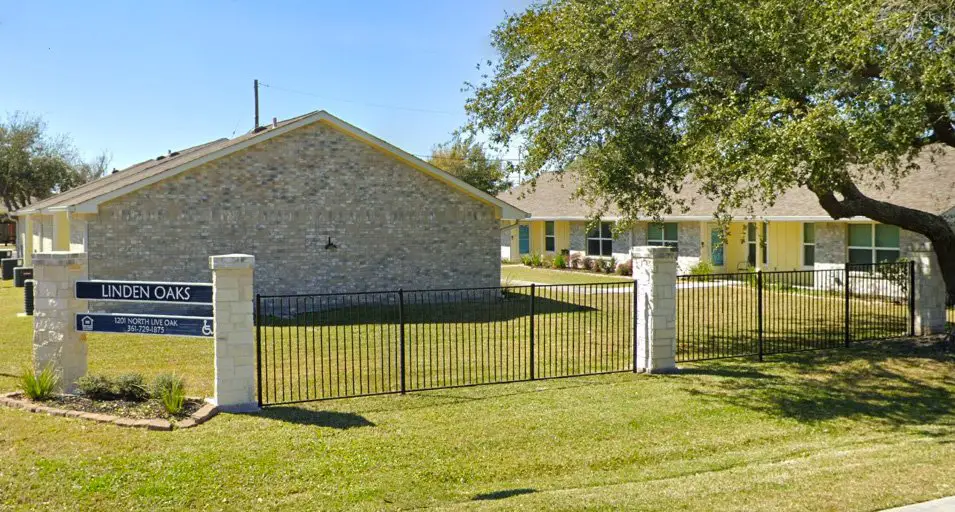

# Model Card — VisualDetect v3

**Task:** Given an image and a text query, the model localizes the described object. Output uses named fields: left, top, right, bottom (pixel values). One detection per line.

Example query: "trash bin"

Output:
left=24, top=279, right=35, bottom=316
left=1, top=258, right=20, bottom=280
left=13, top=266, right=33, bottom=287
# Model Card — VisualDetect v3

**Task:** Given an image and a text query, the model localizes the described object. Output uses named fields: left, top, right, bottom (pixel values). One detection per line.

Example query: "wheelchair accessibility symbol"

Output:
left=201, top=320, right=213, bottom=336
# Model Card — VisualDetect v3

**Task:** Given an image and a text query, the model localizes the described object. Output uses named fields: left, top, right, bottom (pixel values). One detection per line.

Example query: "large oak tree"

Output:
left=465, top=0, right=955, bottom=297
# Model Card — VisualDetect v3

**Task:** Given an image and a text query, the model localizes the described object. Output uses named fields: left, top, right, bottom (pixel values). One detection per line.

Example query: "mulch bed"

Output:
left=0, top=392, right=218, bottom=430
left=9, top=393, right=204, bottom=420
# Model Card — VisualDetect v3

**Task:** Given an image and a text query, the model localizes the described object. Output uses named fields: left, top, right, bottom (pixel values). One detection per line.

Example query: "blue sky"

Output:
left=1, top=1, right=530, bottom=169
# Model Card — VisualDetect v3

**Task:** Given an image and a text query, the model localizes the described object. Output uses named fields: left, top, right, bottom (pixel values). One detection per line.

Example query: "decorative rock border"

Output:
left=0, top=392, right=218, bottom=430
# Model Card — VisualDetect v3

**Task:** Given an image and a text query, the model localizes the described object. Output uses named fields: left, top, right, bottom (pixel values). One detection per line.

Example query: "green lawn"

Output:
left=502, top=264, right=632, bottom=284
left=2, top=278, right=955, bottom=510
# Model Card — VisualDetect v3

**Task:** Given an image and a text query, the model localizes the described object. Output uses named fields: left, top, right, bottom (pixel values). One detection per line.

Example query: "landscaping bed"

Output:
left=0, top=392, right=215, bottom=430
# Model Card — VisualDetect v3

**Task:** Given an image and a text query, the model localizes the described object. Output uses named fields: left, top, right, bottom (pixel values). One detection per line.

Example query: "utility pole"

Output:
left=253, top=79, right=260, bottom=131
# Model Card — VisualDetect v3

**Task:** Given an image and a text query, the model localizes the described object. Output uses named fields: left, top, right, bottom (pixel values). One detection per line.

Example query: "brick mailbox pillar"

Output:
left=632, top=246, right=679, bottom=373
left=910, top=243, right=947, bottom=335
left=32, top=252, right=89, bottom=392
left=210, top=254, right=258, bottom=412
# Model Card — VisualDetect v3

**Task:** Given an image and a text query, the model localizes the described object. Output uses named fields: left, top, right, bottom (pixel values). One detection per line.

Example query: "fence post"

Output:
left=210, top=254, right=258, bottom=412
left=398, top=289, right=406, bottom=394
left=844, top=265, right=851, bottom=347
left=255, top=293, right=263, bottom=407
left=631, top=246, right=678, bottom=373
left=756, top=270, right=764, bottom=362
left=529, top=283, right=536, bottom=380
left=632, top=280, right=639, bottom=373
left=31, top=252, right=88, bottom=392
left=908, top=259, right=916, bottom=336
left=910, top=242, right=947, bottom=335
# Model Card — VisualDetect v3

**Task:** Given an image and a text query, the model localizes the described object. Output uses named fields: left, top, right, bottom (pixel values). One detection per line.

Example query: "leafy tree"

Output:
left=0, top=113, right=109, bottom=216
left=428, top=137, right=512, bottom=195
left=465, top=0, right=955, bottom=296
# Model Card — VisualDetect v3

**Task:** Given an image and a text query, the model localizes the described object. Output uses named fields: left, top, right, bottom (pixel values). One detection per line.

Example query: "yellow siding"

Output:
left=53, top=211, right=71, bottom=251
left=723, top=222, right=748, bottom=272
left=530, top=221, right=544, bottom=254
left=767, top=222, right=802, bottom=271
left=556, top=221, right=570, bottom=253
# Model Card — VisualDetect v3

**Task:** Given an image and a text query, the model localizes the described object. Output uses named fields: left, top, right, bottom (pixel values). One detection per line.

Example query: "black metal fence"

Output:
left=676, top=261, right=915, bottom=362
left=256, top=282, right=634, bottom=405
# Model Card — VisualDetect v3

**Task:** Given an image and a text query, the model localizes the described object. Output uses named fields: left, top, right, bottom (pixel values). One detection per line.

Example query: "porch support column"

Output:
left=210, top=254, right=258, bottom=412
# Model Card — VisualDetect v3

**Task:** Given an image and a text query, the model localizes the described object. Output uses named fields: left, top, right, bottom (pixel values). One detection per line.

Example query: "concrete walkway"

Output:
left=883, top=496, right=955, bottom=511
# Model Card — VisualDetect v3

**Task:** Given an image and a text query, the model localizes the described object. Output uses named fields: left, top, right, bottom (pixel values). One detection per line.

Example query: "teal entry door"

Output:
left=518, top=225, right=530, bottom=254
left=710, top=228, right=724, bottom=266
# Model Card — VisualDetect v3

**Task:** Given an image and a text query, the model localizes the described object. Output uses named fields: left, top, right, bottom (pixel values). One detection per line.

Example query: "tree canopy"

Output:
left=465, top=0, right=955, bottom=294
left=0, top=113, right=109, bottom=216
left=428, top=137, right=512, bottom=195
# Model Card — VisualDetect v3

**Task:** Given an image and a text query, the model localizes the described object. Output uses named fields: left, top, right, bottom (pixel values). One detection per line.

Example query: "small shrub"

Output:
left=689, top=261, right=715, bottom=275
left=21, top=366, right=59, bottom=401
left=569, top=253, right=582, bottom=269
left=154, top=373, right=186, bottom=415
left=582, top=257, right=595, bottom=272
left=616, top=260, right=632, bottom=276
left=115, top=373, right=149, bottom=401
left=76, top=374, right=115, bottom=400
left=552, top=252, right=567, bottom=269
left=602, top=257, right=617, bottom=274
left=520, top=254, right=533, bottom=266
left=530, top=253, right=544, bottom=268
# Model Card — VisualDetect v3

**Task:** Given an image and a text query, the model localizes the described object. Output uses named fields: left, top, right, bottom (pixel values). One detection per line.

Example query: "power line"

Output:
left=259, top=82, right=459, bottom=116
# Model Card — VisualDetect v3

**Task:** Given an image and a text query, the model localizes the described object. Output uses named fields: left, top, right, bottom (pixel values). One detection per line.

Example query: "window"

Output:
left=747, top=222, right=768, bottom=266
left=587, top=221, right=614, bottom=257
left=803, top=223, right=815, bottom=267
left=545, top=221, right=556, bottom=252
left=848, top=224, right=900, bottom=265
left=648, top=222, right=678, bottom=250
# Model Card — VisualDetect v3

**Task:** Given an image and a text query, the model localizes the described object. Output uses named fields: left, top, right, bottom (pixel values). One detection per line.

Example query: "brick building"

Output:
left=15, top=111, right=527, bottom=295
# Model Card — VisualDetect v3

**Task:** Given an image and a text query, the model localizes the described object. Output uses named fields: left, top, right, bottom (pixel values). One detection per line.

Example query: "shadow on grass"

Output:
left=472, top=488, right=536, bottom=501
left=683, top=339, right=955, bottom=431
left=256, top=407, right=375, bottom=429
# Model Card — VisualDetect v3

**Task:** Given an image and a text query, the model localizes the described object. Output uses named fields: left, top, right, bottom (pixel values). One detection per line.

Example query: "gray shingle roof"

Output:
left=497, top=146, right=955, bottom=220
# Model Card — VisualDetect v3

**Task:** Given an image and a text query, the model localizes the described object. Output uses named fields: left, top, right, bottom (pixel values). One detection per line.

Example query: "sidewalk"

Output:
left=883, top=496, right=955, bottom=511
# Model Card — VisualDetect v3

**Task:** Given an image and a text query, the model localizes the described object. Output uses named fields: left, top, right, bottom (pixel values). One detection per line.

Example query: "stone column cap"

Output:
left=631, top=246, right=677, bottom=260
left=210, top=254, right=255, bottom=270
left=32, top=252, right=86, bottom=266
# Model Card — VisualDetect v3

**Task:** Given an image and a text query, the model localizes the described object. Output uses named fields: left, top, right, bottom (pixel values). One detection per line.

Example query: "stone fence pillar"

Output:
left=632, top=246, right=678, bottom=373
left=210, top=254, right=258, bottom=412
left=32, top=252, right=88, bottom=392
left=910, top=243, right=947, bottom=335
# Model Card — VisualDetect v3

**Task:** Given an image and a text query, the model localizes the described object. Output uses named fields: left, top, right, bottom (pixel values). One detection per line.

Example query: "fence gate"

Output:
left=255, top=282, right=635, bottom=405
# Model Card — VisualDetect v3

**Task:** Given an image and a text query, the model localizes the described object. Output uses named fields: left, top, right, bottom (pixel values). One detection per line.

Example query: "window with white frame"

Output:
left=545, top=221, right=556, bottom=252
left=746, top=222, right=768, bottom=266
left=848, top=223, right=900, bottom=265
left=648, top=222, right=679, bottom=250
left=803, top=223, right=815, bottom=267
left=587, top=221, right=614, bottom=257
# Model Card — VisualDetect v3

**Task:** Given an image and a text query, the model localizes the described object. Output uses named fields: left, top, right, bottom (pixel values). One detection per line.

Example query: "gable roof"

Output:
left=17, top=111, right=528, bottom=220
left=497, top=146, right=955, bottom=221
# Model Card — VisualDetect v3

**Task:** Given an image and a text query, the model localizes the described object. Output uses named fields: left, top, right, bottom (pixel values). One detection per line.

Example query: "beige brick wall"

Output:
left=86, top=122, right=500, bottom=295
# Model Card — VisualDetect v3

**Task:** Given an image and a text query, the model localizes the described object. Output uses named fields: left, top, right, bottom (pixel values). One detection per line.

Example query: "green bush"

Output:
left=21, top=366, right=59, bottom=401
left=115, top=373, right=149, bottom=401
left=689, top=261, right=715, bottom=275
left=154, top=374, right=186, bottom=415
left=76, top=374, right=115, bottom=400
left=552, top=252, right=567, bottom=269
left=520, top=254, right=533, bottom=266
left=530, top=253, right=544, bottom=267
left=616, top=260, right=632, bottom=276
